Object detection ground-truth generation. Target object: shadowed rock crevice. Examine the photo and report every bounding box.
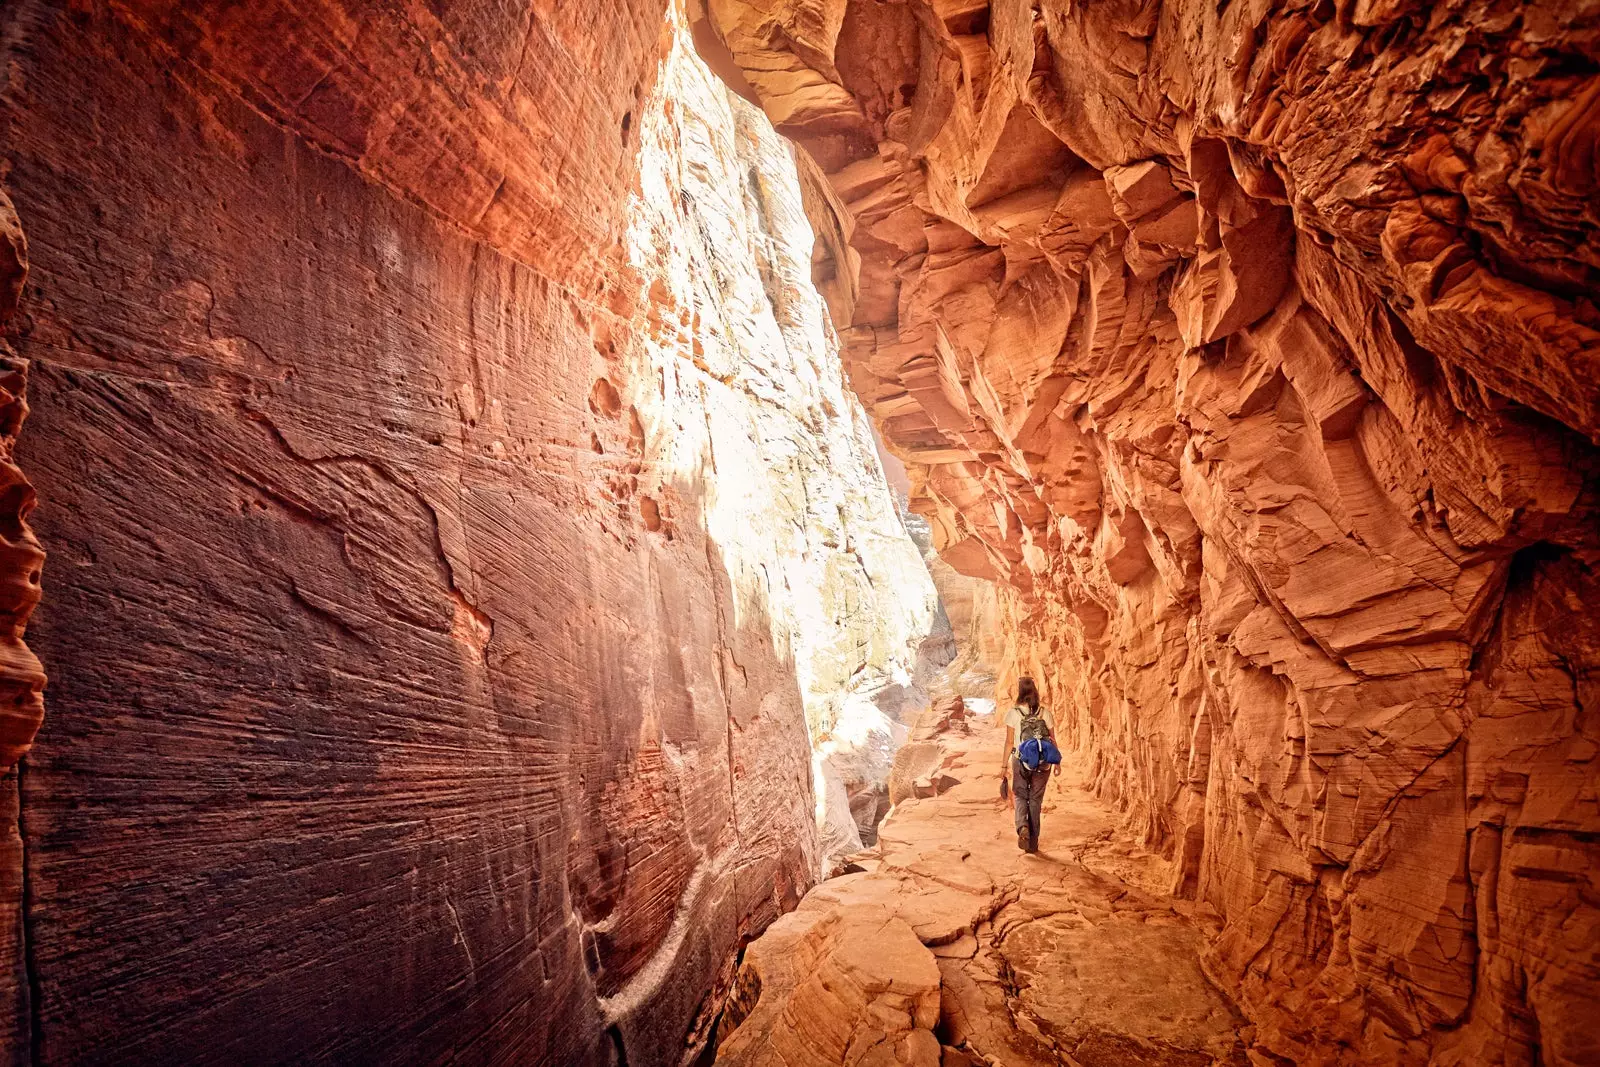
[10,765,40,1066]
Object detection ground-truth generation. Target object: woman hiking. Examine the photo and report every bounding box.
[998,677,1059,853]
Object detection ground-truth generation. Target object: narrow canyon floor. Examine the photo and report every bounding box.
[715,701,1255,1067]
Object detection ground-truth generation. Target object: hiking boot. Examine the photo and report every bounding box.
[1025,835,1039,855]
[1017,828,1030,851]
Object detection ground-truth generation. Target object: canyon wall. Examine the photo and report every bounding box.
[0,0,936,1062]
[630,10,944,892]
[698,1,1600,1063]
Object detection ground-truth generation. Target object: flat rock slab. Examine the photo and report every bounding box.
[1003,918,1246,1065]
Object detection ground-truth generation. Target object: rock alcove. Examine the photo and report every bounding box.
[0,0,1594,1064]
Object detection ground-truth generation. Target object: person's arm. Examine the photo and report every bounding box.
[1000,723,1014,789]
[1043,712,1057,784]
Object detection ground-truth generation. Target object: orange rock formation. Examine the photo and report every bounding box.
[0,0,1593,1062]
[696,1,1600,1062]
[718,700,1256,1067]
[0,1,940,1061]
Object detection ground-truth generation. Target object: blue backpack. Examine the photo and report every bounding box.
[1015,705,1062,770]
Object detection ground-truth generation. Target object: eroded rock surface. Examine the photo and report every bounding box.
[0,182,44,1064]
[699,2,1600,1062]
[0,1,936,1062]
[717,703,1255,1066]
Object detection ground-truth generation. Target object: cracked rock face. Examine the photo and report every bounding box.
[699,1,1600,1062]
[0,1,937,1062]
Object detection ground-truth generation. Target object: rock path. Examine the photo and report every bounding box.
[713,703,1257,1066]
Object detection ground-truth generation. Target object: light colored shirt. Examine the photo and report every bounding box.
[1004,705,1055,736]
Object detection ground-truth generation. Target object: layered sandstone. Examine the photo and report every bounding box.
[0,1,936,1062]
[698,1,1600,1062]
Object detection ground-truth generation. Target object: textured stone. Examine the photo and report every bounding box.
[0,1,937,1062]
[718,703,1254,1066]
[0,187,45,771]
[700,2,1600,1062]
[715,903,944,1067]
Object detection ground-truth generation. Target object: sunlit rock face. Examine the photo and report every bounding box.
[631,9,943,888]
[699,1,1600,1062]
[0,1,933,1062]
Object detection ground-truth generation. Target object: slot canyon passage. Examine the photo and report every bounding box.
[0,0,1596,1063]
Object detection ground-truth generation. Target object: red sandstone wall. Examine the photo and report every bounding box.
[700,0,1600,1062]
[0,2,827,1061]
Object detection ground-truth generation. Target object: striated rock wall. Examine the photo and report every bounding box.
[0,0,935,1062]
[699,1,1600,1062]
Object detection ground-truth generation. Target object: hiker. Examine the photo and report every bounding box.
[998,677,1060,853]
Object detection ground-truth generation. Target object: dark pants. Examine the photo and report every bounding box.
[1012,757,1050,847]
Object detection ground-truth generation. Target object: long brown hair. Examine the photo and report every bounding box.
[1016,676,1039,712]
